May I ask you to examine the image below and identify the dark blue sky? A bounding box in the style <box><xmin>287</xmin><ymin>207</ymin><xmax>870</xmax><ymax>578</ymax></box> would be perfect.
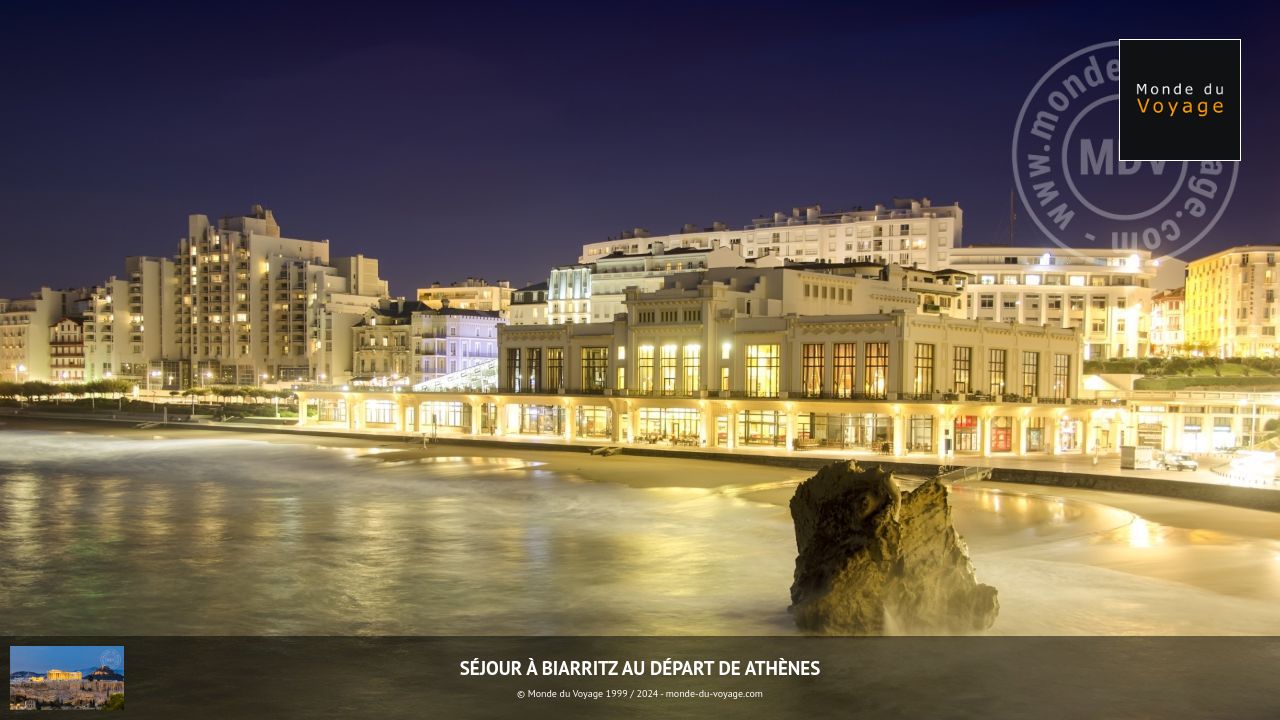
<box><xmin>9</xmin><ymin>645</ymin><xmax>124</xmax><ymax>674</ymax></box>
<box><xmin>1</xmin><ymin>1</ymin><xmax>1277</xmax><ymax>298</ymax></box>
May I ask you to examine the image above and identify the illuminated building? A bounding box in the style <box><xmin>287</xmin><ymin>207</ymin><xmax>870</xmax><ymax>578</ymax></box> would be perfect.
<box><xmin>507</xmin><ymin>282</ymin><xmax>548</xmax><ymax>326</ymax></box>
<box><xmin>0</xmin><ymin>287</ymin><xmax>90</xmax><ymax>382</ymax></box>
<box><xmin>48</xmin><ymin>316</ymin><xmax>85</xmax><ymax>382</ymax></box>
<box><xmin>417</xmin><ymin>278</ymin><xmax>512</xmax><ymax>317</ymax></box>
<box><xmin>82</xmin><ymin>256</ymin><xmax>178</xmax><ymax>384</ymax></box>
<box><xmin>947</xmin><ymin>247</ymin><xmax>1185</xmax><ymax>360</ymax></box>
<box><xmin>175</xmin><ymin>205</ymin><xmax>389</xmax><ymax>385</ymax></box>
<box><xmin>351</xmin><ymin>298</ymin><xmax>500</xmax><ymax>386</ymax></box>
<box><xmin>1149</xmin><ymin>288</ymin><xmax>1185</xmax><ymax>356</ymax></box>
<box><xmin>579</xmin><ymin>198</ymin><xmax>963</xmax><ymax>270</ymax></box>
<box><xmin>1185</xmin><ymin>245</ymin><xmax>1280</xmax><ymax>357</ymax></box>
<box><xmin>300</xmin><ymin>267</ymin><xmax>1088</xmax><ymax>457</ymax></box>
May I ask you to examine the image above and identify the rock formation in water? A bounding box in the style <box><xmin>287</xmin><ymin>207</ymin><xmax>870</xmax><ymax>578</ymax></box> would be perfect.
<box><xmin>789</xmin><ymin>461</ymin><xmax>998</xmax><ymax>635</ymax></box>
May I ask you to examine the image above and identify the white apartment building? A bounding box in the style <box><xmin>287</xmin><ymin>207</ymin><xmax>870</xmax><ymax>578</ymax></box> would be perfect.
<box><xmin>580</xmin><ymin>198</ymin><xmax>963</xmax><ymax>270</ymax></box>
<box><xmin>352</xmin><ymin>298</ymin><xmax>500</xmax><ymax>386</ymax></box>
<box><xmin>508</xmin><ymin>282</ymin><xmax>549</xmax><ymax>326</ymax></box>
<box><xmin>176</xmin><ymin>206</ymin><xmax>388</xmax><ymax>386</ymax></box>
<box><xmin>539</xmin><ymin>197</ymin><xmax>963</xmax><ymax>329</ymax></box>
<box><xmin>1149</xmin><ymin>288</ymin><xmax>1185</xmax><ymax>357</ymax></box>
<box><xmin>311</xmin><ymin>263</ymin><xmax>386</xmax><ymax>384</ymax></box>
<box><xmin>547</xmin><ymin>265</ymin><xmax>592</xmax><ymax>324</ymax></box>
<box><xmin>949</xmin><ymin>247</ymin><xmax>1186</xmax><ymax>360</ymax></box>
<box><xmin>0</xmin><ymin>288</ymin><xmax>87</xmax><ymax>382</ymax></box>
<box><xmin>573</xmin><ymin>199</ymin><xmax>1210</xmax><ymax>362</ymax></box>
<box><xmin>1185</xmin><ymin>246</ymin><xmax>1280</xmax><ymax>357</ymax></box>
<box><xmin>547</xmin><ymin>242</ymin><xmax>743</xmax><ymax>325</ymax></box>
<box><xmin>417</xmin><ymin>278</ymin><xmax>512</xmax><ymax>318</ymax></box>
<box><xmin>82</xmin><ymin>256</ymin><xmax>179</xmax><ymax>386</ymax></box>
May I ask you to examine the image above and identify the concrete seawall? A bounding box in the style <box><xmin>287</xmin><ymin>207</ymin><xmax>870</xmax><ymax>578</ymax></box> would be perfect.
<box><xmin>5</xmin><ymin>410</ymin><xmax>1278</xmax><ymax>513</ymax></box>
<box><xmin>982</xmin><ymin>466</ymin><xmax>1280</xmax><ymax>513</ymax></box>
<box><xmin>609</xmin><ymin>445</ymin><xmax>1280</xmax><ymax>512</ymax></box>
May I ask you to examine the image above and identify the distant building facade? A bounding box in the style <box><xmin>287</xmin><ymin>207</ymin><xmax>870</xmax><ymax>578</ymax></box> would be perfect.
<box><xmin>948</xmin><ymin>247</ymin><xmax>1185</xmax><ymax>360</ymax></box>
<box><xmin>579</xmin><ymin>198</ymin><xmax>963</xmax><ymax>270</ymax></box>
<box><xmin>1185</xmin><ymin>245</ymin><xmax>1280</xmax><ymax>357</ymax></box>
<box><xmin>48</xmin><ymin>317</ymin><xmax>85</xmax><ymax>382</ymax></box>
<box><xmin>508</xmin><ymin>282</ymin><xmax>549</xmax><ymax>326</ymax></box>
<box><xmin>352</xmin><ymin>298</ymin><xmax>500</xmax><ymax>386</ymax></box>
<box><xmin>0</xmin><ymin>288</ymin><xmax>89</xmax><ymax>382</ymax></box>
<box><xmin>82</xmin><ymin>256</ymin><xmax>178</xmax><ymax>385</ymax></box>
<box><xmin>417</xmin><ymin>278</ymin><xmax>512</xmax><ymax>318</ymax></box>
<box><xmin>1149</xmin><ymin>288</ymin><xmax>1185</xmax><ymax>356</ymax></box>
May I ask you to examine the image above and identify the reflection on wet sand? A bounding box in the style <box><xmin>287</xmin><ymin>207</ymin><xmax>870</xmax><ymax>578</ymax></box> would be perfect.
<box><xmin>0</xmin><ymin>427</ymin><xmax>1278</xmax><ymax>637</ymax></box>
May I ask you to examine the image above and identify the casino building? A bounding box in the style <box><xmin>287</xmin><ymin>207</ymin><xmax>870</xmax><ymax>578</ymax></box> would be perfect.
<box><xmin>299</xmin><ymin>267</ymin><xmax>1094</xmax><ymax>458</ymax></box>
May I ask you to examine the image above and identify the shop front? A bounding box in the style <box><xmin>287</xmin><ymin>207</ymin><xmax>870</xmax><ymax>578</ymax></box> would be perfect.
<box><xmin>991</xmin><ymin>416</ymin><xmax>1013</xmax><ymax>453</ymax></box>
<box><xmin>419</xmin><ymin>401</ymin><xmax>471</xmax><ymax>432</ymax></box>
<box><xmin>317</xmin><ymin>398</ymin><xmax>347</xmax><ymax>424</ymax></box>
<box><xmin>1057</xmin><ymin>417</ymin><xmax>1082</xmax><ymax>453</ymax></box>
<box><xmin>638</xmin><ymin>407</ymin><xmax>701</xmax><ymax>445</ymax></box>
<box><xmin>510</xmin><ymin>404</ymin><xmax>564</xmax><ymax>435</ymax></box>
<box><xmin>364</xmin><ymin>400</ymin><xmax>397</xmax><ymax>428</ymax></box>
<box><xmin>575</xmin><ymin>405</ymin><xmax>613</xmax><ymax>439</ymax></box>
<box><xmin>907</xmin><ymin>415</ymin><xmax>934</xmax><ymax>453</ymax></box>
<box><xmin>954</xmin><ymin>415</ymin><xmax>979</xmax><ymax>453</ymax></box>
<box><xmin>737</xmin><ymin>410</ymin><xmax>785</xmax><ymax>447</ymax></box>
<box><xmin>1026</xmin><ymin>417</ymin><xmax>1047</xmax><ymax>452</ymax></box>
<box><xmin>796</xmin><ymin>413</ymin><xmax>892</xmax><ymax>452</ymax></box>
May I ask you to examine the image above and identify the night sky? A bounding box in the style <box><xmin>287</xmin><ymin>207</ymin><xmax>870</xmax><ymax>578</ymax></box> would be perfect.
<box><xmin>2</xmin><ymin>1</ymin><xmax>1277</xmax><ymax>299</ymax></box>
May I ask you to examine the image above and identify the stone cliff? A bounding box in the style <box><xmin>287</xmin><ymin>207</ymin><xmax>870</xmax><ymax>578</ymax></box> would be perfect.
<box><xmin>789</xmin><ymin>461</ymin><xmax>998</xmax><ymax>635</ymax></box>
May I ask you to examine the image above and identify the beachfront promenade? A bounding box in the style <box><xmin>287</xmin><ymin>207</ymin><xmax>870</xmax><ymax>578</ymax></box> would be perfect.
<box><xmin>4</xmin><ymin>405</ymin><xmax>1274</xmax><ymax>496</ymax></box>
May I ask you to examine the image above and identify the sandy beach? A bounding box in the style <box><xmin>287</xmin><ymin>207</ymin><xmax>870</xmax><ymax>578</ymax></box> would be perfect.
<box><xmin>4</xmin><ymin>415</ymin><xmax>1278</xmax><ymax>542</ymax></box>
<box><xmin>5</xmin><ymin>415</ymin><xmax>1280</xmax><ymax>637</ymax></box>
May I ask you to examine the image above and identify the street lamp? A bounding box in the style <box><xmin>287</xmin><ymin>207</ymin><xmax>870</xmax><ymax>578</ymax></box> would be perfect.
<box><xmin>148</xmin><ymin>370</ymin><xmax>162</xmax><ymax>409</ymax></box>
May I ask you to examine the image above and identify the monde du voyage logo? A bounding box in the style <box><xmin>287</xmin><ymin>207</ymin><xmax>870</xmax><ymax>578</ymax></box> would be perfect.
<box><xmin>1012</xmin><ymin>40</ymin><xmax>1240</xmax><ymax>260</ymax></box>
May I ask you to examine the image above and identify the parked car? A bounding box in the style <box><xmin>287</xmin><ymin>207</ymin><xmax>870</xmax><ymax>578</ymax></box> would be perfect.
<box><xmin>1161</xmin><ymin>453</ymin><xmax>1199</xmax><ymax>471</ymax></box>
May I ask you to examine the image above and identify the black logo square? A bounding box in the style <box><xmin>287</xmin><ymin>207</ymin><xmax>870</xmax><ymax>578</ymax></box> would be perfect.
<box><xmin>1119</xmin><ymin>39</ymin><xmax>1240</xmax><ymax>161</ymax></box>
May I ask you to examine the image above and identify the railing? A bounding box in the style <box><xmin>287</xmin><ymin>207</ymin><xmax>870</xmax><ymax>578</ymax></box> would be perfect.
<box><xmin>937</xmin><ymin>466</ymin><xmax>992</xmax><ymax>483</ymax></box>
